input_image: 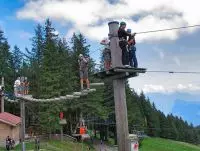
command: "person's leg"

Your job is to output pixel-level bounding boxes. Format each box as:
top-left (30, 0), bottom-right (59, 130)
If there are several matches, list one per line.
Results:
top-left (80, 71), bottom-right (84, 90)
top-left (125, 46), bottom-right (129, 66)
top-left (108, 61), bottom-right (111, 69)
top-left (84, 70), bottom-right (90, 89)
top-left (80, 79), bottom-right (84, 90)
top-left (132, 51), bottom-right (138, 68)
top-left (129, 51), bottom-right (133, 67)
top-left (119, 41), bottom-right (126, 65)
top-left (105, 61), bottom-right (110, 70)
top-left (86, 79), bottom-right (90, 89)
top-left (104, 61), bottom-right (108, 70)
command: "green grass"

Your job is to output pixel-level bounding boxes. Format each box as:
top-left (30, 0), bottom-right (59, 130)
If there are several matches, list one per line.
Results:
top-left (140, 138), bottom-right (200, 151)
top-left (1, 137), bottom-right (200, 151)
top-left (0, 140), bottom-right (95, 151)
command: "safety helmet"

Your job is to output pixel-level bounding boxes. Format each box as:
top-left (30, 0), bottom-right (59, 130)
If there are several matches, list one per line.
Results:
top-left (79, 54), bottom-right (83, 58)
top-left (127, 29), bottom-right (131, 33)
top-left (120, 21), bottom-right (126, 26)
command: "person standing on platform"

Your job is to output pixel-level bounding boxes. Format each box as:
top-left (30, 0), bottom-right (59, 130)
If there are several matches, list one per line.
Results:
top-left (14, 77), bottom-right (20, 96)
top-left (118, 22), bottom-right (135, 67)
top-left (20, 77), bottom-right (25, 95)
top-left (100, 38), bottom-right (111, 71)
top-left (24, 77), bottom-right (29, 95)
top-left (78, 54), bottom-right (90, 90)
top-left (127, 29), bottom-right (138, 68)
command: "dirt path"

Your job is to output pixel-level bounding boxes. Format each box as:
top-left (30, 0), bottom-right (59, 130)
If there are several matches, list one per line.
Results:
top-left (93, 140), bottom-right (118, 151)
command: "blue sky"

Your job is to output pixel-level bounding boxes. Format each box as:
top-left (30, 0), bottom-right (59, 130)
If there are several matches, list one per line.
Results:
top-left (1, 0), bottom-right (200, 126)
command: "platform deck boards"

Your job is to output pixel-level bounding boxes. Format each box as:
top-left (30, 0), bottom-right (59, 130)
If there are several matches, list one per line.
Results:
top-left (94, 67), bottom-right (146, 79)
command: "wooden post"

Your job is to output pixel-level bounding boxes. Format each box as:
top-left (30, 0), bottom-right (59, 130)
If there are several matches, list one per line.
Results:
top-left (61, 126), bottom-right (63, 142)
top-left (1, 77), bottom-right (4, 113)
top-left (108, 21), bottom-right (129, 151)
top-left (20, 99), bottom-right (26, 151)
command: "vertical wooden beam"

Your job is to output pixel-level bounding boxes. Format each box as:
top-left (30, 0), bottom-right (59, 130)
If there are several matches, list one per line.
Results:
top-left (61, 125), bottom-right (63, 142)
top-left (108, 21), bottom-right (129, 151)
top-left (20, 99), bottom-right (26, 151)
top-left (1, 77), bottom-right (4, 113)
top-left (108, 21), bottom-right (123, 67)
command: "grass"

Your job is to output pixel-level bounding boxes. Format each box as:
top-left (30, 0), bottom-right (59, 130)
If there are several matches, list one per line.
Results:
top-left (0, 140), bottom-right (95, 151)
top-left (1, 137), bottom-right (199, 151)
top-left (140, 138), bottom-right (200, 151)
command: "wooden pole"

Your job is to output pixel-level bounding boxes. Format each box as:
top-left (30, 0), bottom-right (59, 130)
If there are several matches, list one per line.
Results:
top-left (61, 125), bottom-right (63, 142)
top-left (20, 99), bottom-right (26, 151)
top-left (108, 21), bottom-right (129, 151)
top-left (1, 77), bottom-right (4, 113)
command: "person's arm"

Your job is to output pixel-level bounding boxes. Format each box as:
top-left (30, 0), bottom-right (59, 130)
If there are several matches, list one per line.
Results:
top-left (122, 29), bottom-right (131, 37)
top-left (83, 57), bottom-right (89, 63)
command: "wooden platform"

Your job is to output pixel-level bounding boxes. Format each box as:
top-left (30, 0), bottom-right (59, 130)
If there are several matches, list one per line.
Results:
top-left (94, 67), bottom-right (146, 80)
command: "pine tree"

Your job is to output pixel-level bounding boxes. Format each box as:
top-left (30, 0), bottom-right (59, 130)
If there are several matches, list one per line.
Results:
top-left (29, 24), bottom-right (44, 98)
top-left (40, 19), bottom-right (60, 98)
top-left (0, 29), bottom-right (13, 92)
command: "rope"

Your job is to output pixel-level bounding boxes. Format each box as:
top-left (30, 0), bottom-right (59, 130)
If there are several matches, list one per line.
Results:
top-left (147, 70), bottom-right (200, 74)
top-left (136, 24), bottom-right (200, 34)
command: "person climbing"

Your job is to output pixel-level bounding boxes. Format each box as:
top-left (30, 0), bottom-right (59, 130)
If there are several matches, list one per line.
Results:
top-left (118, 21), bottom-right (135, 67)
top-left (100, 38), bottom-right (111, 71)
top-left (127, 29), bottom-right (138, 68)
top-left (78, 54), bottom-right (90, 90)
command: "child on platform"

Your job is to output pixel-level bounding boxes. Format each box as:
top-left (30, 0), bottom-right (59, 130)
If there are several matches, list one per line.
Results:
top-left (100, 38), bottom-right (111, 71)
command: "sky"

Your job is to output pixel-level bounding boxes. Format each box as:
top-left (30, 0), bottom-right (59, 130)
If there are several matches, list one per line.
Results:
top-left (0, 0), bottom-right (200, 125)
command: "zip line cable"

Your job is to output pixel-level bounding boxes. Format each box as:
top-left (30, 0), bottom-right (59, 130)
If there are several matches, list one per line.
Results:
top-left (146, 70), bottom-right (200, 74)
top-left (89, 24), bottom-right (200, 54)
top-left (136, 24), bottom-right (200, 34)
top-left (16, 24), bottom-right (200, 77)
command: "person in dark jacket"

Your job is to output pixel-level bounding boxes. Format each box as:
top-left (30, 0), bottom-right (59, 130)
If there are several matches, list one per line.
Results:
top-left (6, 136), bottom-right (11, 151)
top-left (118, 22), bottom-right (135, 67)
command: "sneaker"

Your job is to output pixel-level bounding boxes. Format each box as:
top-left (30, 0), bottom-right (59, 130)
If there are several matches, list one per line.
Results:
top-left (124, 65), bottom-right (130, 68)
top-left (106, 71), bottom-right (110, 74)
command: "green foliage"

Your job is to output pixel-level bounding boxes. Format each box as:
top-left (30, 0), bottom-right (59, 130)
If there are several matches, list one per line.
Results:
top-left (1, 19), bottom-right (200, 146)
top-left (140, 138), bottom-right (200, 151)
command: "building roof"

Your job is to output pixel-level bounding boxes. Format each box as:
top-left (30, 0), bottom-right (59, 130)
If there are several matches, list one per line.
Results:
top-left (0, 112), bottom-right (21, 126)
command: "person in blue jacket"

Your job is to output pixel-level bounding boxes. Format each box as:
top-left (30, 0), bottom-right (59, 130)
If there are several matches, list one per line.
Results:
top-left (127, 29), bottom-right (138, 68)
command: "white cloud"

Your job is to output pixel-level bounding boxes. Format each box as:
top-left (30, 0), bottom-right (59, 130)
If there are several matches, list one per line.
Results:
top-left (52, 30), bottom-right (59, 36)
top-left (173, 56), bottom-right (181, 66)
top-left (137, 83), bottom-right (200, 94)
top-left (65, 28), bottom-right (77, 39)
top-left (153, 47), bottom-right (165, 59)
top-left (16, 0), bottom-right (200, 42)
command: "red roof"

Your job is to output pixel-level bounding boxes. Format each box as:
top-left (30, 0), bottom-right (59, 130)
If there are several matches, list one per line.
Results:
top-left (0, 112), bottom-right (21, 126)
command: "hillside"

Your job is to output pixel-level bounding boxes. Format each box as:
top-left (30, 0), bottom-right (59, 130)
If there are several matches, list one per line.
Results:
top-left (140, 138), bottom-right (200, 151)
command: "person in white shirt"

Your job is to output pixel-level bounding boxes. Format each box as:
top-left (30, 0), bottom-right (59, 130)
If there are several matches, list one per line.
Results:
top-left (14, 77), bottom-right (21, 96)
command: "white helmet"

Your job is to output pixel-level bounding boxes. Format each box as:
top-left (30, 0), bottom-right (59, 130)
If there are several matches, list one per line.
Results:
top-left (79, 54), bottom-right (83, 58)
